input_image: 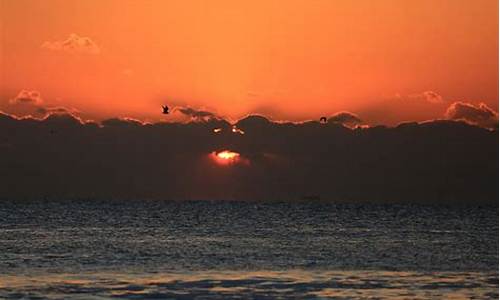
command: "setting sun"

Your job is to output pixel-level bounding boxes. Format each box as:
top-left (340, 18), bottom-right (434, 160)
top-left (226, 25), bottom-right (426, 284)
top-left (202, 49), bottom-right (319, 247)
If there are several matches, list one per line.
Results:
top-left (211, 150), bottom-right (242, 165)
top-left (217, 151), bottom-right (240, 160)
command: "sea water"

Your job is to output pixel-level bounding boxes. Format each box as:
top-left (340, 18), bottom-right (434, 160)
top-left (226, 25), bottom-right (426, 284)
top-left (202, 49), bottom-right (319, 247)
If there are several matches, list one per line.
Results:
top-left (0, 200), bottom-right (497, 299)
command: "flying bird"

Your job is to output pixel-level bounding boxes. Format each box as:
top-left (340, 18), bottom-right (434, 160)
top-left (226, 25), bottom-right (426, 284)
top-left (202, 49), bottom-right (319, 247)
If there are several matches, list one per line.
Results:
top-left (162, 105), bottom-right (169, 114)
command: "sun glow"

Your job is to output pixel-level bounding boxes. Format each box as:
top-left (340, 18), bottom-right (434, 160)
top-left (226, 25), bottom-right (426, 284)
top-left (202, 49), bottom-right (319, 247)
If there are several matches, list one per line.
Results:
top-left (217, 150), bottom-right (239, 160)
top-left (232, 126), bottom-right (245, 135)
top-left (211, 150), bottom-right (242, 165)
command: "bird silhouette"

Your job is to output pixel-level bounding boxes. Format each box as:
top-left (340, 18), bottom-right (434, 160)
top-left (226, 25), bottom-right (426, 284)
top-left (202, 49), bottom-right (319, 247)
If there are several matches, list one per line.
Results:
top-left (162, 105), bottom-right (169, 114)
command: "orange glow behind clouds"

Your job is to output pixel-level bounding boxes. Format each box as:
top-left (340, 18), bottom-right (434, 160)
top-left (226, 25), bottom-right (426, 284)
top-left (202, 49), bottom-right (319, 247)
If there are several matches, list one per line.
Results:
top-left (232, 126), bottom-right (245, 135)
top-left (0, 0), bottom-right (498, 124)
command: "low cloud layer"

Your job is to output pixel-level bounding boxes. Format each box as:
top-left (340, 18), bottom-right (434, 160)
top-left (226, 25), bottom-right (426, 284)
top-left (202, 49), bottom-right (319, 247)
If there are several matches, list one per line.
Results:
top-left (445, 102), bottom-right (498, 129)
top-left (41, 33), bottom-right (100, 55)
top-left (5, 90), bottom-right (79, 119)
top-left (0, 112), bottom-right (496, 204)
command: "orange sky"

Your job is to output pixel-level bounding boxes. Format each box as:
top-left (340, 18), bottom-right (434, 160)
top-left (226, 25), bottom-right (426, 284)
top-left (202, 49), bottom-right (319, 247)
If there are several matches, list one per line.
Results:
top-left (0, 0), bottom-right (498, 124)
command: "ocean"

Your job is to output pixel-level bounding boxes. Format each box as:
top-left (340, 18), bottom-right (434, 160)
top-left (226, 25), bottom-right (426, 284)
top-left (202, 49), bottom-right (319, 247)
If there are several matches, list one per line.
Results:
top-left (0, 200), bottom-right (497, 299)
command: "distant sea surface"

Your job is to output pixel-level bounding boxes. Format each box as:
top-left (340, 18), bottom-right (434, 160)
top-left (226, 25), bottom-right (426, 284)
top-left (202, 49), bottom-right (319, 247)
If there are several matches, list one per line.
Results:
top-left (0, 200), bottom-right (497, 299)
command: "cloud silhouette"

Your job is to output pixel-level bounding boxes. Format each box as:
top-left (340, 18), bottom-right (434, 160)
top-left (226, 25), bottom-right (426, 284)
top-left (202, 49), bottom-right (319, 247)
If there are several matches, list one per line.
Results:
top-left (236, 114), bottom-right (272, 128)
top-left (0, 111), bottom-right (496, 204)
top-left (42, 111), bottom-right (86, 126)
top-left (41, 33), bottom-right (100, 55)
top-left (102, 117), bottom-right (147, 127)
top-left (327, 112), bottom-right (363, 128)
top-left (445, 102), bottom-right (498, 129)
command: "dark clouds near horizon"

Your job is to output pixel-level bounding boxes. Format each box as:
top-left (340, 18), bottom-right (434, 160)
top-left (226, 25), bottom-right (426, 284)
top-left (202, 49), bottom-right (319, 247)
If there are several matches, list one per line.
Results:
top-left (0, 111), bottom-right (497, 204)
top-left (445, 102), bottom-right (499, 130)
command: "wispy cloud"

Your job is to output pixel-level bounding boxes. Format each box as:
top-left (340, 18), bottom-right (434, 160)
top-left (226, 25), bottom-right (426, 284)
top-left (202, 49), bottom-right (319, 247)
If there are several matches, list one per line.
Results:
top-left (173, 106), bottom-right (220, 121)
top-left (7, 90), bottom-right (80, 118)
top-left (409, 91), bottom-right (443, 104)
top-left (9, 90), bottom-right (43, 105)
top-left (41, 33), bottom-right (100, 55)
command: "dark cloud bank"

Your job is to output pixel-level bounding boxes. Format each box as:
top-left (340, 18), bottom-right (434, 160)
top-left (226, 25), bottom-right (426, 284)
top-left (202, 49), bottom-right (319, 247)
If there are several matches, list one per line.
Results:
top-left (0, 112), bottom-right (497, 204)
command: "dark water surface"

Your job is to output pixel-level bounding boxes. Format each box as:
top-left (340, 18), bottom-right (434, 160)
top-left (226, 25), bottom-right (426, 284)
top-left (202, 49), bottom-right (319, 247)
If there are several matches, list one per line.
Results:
top-left (0, 200), bottom-right (497, 299)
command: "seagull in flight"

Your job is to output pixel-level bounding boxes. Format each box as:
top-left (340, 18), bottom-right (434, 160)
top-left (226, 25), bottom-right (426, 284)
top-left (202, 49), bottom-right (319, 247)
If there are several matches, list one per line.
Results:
top-left (162, 105), bottom-right (169, 114)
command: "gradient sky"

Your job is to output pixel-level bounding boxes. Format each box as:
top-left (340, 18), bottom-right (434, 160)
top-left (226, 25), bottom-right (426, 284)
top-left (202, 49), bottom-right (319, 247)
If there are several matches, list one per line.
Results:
top-left (1, 0), bottom-right (498, 124)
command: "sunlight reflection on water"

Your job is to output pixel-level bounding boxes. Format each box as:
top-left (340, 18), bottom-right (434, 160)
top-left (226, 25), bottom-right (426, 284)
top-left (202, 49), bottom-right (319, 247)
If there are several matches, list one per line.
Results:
top-left (1, 270), bottom-right (498, 299)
